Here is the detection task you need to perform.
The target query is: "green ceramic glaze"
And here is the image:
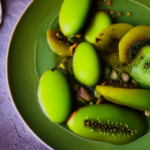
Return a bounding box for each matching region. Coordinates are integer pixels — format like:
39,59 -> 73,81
73,42 -> 101,87
59,0 -> 92,36
7,0 -> 150,149
38,69 -> 72,123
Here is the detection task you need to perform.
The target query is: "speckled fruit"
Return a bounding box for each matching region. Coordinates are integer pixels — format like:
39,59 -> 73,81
85,11 -> 112,43
73,42 -> 101,87
67,104 -> 147,145
38,69 -> 72,124
59,0 -> 92,37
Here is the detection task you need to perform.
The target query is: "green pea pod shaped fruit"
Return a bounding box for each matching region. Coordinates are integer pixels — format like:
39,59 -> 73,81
85,11 -> 112,43
73,42 -> 101,87
59,0 -> 92,37
67,104 -> 147,145
96,81 -> 150,111
38,69 -> 72,124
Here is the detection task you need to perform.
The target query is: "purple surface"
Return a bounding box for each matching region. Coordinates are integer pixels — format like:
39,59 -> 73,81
0,0 -> 52,149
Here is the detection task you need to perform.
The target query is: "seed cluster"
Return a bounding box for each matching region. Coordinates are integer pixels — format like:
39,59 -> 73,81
55,31 -> 70,45
125,38 -> 150,62
101,81 -> 140,88
83,117 -> 136,136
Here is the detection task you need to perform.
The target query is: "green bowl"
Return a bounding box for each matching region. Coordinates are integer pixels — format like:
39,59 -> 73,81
7,0 -> 150,149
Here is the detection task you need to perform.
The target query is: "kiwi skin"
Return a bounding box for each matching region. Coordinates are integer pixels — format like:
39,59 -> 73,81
47,29 -> 72,57
96,81 -> 150,111
119,25 -> 150,63
94,23 -> 134,72
67,104 -> 147,145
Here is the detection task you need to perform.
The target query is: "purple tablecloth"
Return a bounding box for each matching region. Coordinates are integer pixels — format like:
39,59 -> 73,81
0,0 -> 52,149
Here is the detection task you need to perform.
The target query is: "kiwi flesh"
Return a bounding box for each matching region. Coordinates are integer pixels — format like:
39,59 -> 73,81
129,46 -> 150,88
94,23 -> 134,72
47,29 -> 72,57
96,81 -> 150,111
119,26 -> 150,63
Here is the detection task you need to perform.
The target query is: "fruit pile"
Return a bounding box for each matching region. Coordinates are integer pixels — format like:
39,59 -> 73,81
38,0 -> 150,145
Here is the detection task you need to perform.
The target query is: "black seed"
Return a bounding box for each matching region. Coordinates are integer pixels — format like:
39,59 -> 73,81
96,38 -> 101,43
141,55 -> 143,59
122,63 -> 127,66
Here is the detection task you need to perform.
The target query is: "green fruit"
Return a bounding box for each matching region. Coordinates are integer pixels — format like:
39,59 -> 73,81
119,25 -> 150,63
47,29 -> 72,57
38,69 -> 72,123
96,81 -> 150,111
73,42 -> 101,87
129,46 -> 150,88
94,23 -> 134,72
67,104 -> 147,145
59,0 -> 92,37
85,11 -> 112,43
119,26 -> 150,88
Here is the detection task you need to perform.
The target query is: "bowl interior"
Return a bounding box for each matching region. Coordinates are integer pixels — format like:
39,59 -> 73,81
7,0 -> 150,149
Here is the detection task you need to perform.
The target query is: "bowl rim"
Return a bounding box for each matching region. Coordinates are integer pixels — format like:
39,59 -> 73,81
6,0 -> 53,149
5,0 -> 150,149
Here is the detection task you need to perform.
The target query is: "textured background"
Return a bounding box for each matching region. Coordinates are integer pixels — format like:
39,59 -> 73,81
0,0 -> 52,149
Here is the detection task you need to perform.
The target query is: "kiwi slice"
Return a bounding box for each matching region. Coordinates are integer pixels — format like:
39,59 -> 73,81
47,29 -> 72,57
47,15 -> 84,57
94,23 -> 134,71
119,25 -> 150,63
129,46 -> 150,88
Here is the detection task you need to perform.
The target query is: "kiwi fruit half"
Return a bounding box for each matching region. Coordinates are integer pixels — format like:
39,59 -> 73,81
47,15 -> 73,57
47,29 -> 72,57
129,46 -> 150,88
119,25 -> 150,63
94,23 -> 134,72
